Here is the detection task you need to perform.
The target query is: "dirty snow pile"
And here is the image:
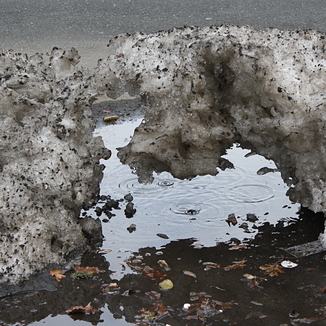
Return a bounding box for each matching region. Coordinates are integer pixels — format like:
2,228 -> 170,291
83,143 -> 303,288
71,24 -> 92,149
0,48 -> 110,284
94,25 -> 326,216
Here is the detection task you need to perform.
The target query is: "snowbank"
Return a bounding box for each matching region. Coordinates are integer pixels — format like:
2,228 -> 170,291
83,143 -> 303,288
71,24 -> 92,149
1,25 -> 325,284
0,48 -> 110,284
94,25 -> 326,215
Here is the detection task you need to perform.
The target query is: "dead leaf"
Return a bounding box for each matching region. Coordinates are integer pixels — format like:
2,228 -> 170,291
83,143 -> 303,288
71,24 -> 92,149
74,266 -> 104,274
229,244 -> 248,250
136,301 -> 170,323
202,262 -> 220,270
159,279 -> 174,290
66,302 -> 98,314
141,265 -> 169,280
158,260 -> 171,271
242,273 -> 266,289
146,291 -> 161,300
183,270 -> 197,278
259,262 -> 284,276
122,289 -> 141,297
319,287 -> 326,293
97,248 -> 112,253
224,259 -> 247,271
101,282 -> 120,293
189,292 -> 212,301
50,267 -> 66,282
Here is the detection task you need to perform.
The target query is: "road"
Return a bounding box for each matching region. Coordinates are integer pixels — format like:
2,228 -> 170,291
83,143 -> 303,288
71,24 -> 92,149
0,0 -> 325,67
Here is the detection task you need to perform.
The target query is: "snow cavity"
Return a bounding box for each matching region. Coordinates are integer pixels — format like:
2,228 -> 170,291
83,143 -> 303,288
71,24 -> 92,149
93,25 -> 326,214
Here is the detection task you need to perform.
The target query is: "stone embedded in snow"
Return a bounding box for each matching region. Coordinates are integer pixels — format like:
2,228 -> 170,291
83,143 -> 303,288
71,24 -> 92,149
0,48 -> 110,285
93,25 -> 326,215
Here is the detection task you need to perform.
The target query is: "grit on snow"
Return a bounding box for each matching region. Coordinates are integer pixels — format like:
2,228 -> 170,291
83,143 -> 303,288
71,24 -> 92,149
95,25 -> 326,213
0,25 -> 325,285
0,48 -> 110,285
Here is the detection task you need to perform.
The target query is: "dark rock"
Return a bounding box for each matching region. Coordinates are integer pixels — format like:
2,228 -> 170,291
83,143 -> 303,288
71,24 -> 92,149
127,224 -> 136,233
124,193 -> 133,202
246,213 -> 259,222
124,202 -> 136,218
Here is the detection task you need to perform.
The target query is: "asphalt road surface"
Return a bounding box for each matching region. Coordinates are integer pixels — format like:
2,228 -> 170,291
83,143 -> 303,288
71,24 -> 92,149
1,0 -> 325,67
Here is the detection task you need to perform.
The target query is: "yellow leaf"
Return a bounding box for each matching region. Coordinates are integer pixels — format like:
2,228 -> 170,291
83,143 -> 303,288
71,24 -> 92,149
159,279 -> 174,290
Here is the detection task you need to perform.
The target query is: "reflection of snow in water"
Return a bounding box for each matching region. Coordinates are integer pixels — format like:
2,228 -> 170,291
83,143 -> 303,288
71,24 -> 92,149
95,120 -> 299,277
94,119 -> 300,275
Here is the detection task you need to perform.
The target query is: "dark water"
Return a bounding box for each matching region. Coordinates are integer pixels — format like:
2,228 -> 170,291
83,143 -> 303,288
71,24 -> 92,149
0,102 -> 325,326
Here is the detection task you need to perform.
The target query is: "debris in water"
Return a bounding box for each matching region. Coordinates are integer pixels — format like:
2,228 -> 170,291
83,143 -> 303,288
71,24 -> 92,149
158,260 -> 171,271
73,266 -> 104,274
259,262 -> 284,276
124,202 -> 136,218
103,115 -> 119,122
156,233 -> 169,239
183,270 -> 197,278
101,282 -> 120,293
280,260 -> 298,268
202,262 -> 221,270
229,244 -> 248,251
50,267 -> 66,282
224,259 -> 247,271
284,240 -> 325,258
159,279 -> 174,290
127,223 -> 137,233
66,302 -> 98,314
226,213 -> 238,226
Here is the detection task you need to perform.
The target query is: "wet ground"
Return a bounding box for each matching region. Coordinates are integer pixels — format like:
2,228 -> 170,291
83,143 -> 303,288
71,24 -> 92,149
0,98 -> 325,326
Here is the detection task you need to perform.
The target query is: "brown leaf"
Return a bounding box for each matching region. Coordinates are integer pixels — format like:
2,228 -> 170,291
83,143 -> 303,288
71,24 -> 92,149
202,262 -> 220,270
229,244 -> 248,250
50,267 -> 66,282
101,282 -> 120,293
224,259 -> 247,271
66,302 -> 98,314
183,270 -> 197,278
141,265 -> 169,280
74,266 -> 104,274
145,291 -> 161,300
259,262 -> 284,276
158,260 -> 171,271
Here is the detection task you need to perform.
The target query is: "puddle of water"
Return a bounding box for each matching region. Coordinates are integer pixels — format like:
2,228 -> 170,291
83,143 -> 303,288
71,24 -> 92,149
2,113 -> 325,326
93,118 -> 300,267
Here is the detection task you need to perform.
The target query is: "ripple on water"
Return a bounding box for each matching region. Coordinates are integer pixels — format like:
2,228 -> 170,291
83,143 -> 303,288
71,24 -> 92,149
226,184 -> 275,203
118,176 -> 177,194
170,202 -> 202,215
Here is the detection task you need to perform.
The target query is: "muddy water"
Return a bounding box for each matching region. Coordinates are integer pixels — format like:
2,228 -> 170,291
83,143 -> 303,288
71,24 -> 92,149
0,104 -> 325,326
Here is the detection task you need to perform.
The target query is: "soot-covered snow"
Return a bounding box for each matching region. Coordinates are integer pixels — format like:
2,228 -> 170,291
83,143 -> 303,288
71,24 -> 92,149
0,48 -> 110,284
0,25 -> 325,285
95,25 -> 326,214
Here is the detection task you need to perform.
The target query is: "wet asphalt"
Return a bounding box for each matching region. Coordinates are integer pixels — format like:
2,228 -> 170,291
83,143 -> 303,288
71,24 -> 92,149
0,0 -> 325,68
